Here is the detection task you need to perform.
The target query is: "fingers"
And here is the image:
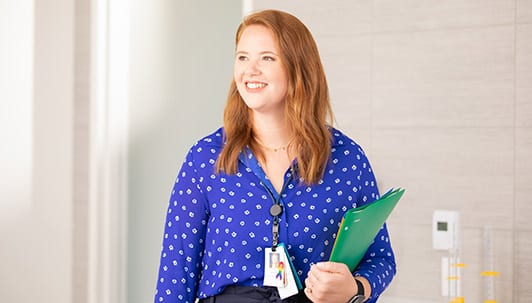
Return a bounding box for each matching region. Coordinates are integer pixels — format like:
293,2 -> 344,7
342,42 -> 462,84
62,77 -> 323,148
314,261 -> 350,273
304,263 -> 326,292
304,263 -> 335,300
305,262 -> 356,303
304,264 -> 319,301
304,276 -> 319,302
304,284 -> 313,299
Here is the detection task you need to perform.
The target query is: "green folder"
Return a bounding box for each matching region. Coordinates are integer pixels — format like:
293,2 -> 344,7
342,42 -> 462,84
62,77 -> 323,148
329,187 -> 405,271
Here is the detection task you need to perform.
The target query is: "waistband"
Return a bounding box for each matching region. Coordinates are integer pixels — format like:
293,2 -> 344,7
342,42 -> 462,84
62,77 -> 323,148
198,286 -> 311,303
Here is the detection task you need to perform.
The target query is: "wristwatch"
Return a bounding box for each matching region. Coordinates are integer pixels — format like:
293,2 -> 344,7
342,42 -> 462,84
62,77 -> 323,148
347,278 -> 366,303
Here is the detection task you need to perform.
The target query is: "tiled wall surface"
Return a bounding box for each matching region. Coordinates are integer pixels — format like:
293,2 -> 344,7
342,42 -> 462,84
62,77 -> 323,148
253,1 -> 531,302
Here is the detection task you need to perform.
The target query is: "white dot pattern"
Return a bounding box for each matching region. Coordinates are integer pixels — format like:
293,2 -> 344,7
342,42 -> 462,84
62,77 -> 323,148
154,128 -> 396,303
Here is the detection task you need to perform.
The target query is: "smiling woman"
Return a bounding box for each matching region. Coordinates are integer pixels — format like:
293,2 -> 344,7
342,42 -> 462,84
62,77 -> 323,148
154,9 -> 395,303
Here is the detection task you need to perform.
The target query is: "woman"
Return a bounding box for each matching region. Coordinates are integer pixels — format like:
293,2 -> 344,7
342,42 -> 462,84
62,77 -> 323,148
154,9 -> 395,303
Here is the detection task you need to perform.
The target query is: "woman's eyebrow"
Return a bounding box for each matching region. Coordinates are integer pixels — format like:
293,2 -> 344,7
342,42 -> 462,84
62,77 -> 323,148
235,50 -> 279,56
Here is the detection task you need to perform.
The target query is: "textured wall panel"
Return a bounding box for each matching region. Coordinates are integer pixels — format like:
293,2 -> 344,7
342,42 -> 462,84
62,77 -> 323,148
372,26 -> 514,128
516,24 -> 532,127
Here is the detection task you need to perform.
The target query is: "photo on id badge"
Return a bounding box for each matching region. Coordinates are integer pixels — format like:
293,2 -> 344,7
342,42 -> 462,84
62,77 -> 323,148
264,249 -> 287,287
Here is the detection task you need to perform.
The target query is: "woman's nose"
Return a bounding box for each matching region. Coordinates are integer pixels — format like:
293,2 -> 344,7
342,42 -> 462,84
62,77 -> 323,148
244,60 -> 261,75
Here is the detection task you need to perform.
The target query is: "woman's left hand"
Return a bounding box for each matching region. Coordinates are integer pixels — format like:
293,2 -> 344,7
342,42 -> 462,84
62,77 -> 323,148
304,262 -> 357,303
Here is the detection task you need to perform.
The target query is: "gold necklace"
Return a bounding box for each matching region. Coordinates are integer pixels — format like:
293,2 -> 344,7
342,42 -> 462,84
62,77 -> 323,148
255,138 -> 291,152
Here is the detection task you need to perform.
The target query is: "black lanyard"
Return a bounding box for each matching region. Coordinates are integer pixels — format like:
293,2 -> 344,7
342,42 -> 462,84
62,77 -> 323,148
261,176 -> 291,252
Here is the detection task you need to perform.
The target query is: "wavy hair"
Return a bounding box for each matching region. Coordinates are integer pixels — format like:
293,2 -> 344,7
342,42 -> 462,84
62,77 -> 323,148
216,9 -> 333,184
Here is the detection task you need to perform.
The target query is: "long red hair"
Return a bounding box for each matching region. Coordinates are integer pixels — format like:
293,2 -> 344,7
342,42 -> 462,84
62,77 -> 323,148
216,9 -> 333,184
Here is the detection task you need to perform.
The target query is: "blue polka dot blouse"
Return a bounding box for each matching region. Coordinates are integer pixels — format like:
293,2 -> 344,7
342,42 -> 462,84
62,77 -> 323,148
154,127 -> 396,303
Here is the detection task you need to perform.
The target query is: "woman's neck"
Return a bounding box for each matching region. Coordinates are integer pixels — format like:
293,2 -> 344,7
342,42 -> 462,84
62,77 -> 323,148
251,113 -> 292,150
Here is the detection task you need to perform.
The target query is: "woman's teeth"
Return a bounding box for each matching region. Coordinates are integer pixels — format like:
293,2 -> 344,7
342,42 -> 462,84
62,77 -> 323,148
246,82 -> 266,89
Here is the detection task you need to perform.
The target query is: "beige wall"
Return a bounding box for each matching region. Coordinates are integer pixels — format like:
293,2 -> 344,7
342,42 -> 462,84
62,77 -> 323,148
252,1 -> 532,302
0,0 -> 75,302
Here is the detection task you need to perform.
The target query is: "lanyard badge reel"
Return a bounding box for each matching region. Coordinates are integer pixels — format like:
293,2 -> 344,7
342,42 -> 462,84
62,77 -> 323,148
270,203 -> 283,251
262,180 -> 302,298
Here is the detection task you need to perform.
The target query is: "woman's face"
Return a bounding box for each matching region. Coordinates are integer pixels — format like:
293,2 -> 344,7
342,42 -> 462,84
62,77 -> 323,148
234,25 -> 288,117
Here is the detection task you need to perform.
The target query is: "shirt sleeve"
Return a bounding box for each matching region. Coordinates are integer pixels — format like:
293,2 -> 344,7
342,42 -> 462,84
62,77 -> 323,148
154,149 -> 209,303
353,152 -> 397,302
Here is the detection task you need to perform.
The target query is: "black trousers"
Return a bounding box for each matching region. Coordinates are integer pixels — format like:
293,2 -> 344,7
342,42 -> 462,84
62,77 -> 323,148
198,286 -> 312,303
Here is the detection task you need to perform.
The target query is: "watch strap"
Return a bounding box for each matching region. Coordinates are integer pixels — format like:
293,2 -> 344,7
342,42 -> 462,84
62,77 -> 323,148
346,278 -> 366,303
354,278 -> 364,296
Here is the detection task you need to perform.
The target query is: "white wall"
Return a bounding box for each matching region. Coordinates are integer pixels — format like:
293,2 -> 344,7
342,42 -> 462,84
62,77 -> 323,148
0,0 -> 75,302
1,1 -> 242,302
127,2 -> 242,303
0,0 -> 33,208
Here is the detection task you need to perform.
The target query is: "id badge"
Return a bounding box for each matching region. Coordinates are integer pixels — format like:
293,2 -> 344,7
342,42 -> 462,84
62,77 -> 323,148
263,247 -> 287,287
263,244 -> 300,299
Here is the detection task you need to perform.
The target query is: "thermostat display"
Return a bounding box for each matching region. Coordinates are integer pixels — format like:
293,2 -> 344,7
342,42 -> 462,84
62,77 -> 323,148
437,221 -> 448,231
432,210 -> 460,251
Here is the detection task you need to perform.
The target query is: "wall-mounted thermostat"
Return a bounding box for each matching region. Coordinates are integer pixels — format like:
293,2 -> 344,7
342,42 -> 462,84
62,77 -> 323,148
432,210 -> 460,251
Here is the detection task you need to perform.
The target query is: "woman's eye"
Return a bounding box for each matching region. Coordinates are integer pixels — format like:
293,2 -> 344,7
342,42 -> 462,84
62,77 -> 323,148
263,56 -> 275,61
237,55 -> 248,61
